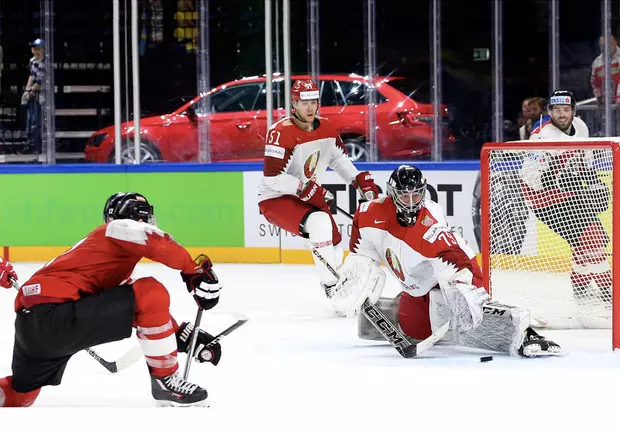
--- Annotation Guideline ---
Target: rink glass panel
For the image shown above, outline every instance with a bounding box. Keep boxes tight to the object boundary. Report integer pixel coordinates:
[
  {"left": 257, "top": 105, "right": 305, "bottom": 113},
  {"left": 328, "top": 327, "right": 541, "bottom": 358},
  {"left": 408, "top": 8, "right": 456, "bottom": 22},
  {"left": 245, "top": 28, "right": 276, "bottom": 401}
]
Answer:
[{"left": 482, "top": 142, "right": 615, "bottom": 330}]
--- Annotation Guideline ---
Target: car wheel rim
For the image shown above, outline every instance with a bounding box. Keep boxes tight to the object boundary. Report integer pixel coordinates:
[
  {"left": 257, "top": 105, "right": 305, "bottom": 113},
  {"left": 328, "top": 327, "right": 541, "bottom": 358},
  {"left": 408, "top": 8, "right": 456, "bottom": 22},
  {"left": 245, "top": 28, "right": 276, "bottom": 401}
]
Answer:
[
  {"left": 120, "top": 145, "right": 157, "bottom": 164},
  {"left": 345, "top": 142, "right": 367, "bottom": 161}
]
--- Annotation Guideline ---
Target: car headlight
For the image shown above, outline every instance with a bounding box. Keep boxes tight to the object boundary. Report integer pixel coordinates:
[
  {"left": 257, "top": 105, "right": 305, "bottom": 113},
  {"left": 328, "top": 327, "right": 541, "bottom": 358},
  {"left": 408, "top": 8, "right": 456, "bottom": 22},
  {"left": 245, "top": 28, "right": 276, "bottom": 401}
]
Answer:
[{"left": 88, "top": 133, "right": 108, "bottom": 147}]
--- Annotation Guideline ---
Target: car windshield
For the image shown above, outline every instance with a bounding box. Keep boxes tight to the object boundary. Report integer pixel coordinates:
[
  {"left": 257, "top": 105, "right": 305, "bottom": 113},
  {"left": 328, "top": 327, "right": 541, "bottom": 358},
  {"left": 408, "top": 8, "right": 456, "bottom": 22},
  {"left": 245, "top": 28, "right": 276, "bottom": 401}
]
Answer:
[{"left": 388, "top": 78, "right": 431, "bottom": 104}]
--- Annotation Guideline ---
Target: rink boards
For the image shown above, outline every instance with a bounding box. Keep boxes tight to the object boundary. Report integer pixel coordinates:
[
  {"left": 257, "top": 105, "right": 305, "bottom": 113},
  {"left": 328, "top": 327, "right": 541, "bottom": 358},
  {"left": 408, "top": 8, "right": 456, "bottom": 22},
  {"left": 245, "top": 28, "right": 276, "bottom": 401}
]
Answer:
[{"left": 0, "top": 161, "right": 593, "bottom": 265}]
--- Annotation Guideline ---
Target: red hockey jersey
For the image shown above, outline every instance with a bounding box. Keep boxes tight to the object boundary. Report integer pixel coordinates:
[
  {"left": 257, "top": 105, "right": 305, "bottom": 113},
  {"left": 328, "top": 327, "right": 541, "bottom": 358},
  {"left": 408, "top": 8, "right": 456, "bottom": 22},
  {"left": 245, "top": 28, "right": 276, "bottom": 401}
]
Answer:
[{"left": 15, "top": 219, "right": 196, "bottom": 311}]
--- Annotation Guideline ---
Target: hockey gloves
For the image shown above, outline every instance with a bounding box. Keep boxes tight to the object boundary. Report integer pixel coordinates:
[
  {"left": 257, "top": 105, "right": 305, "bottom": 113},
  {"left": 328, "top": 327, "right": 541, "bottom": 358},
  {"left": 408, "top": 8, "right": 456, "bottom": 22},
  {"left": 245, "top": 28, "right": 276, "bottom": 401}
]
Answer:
[
  {"left": 181, "top": 254, "right": 221, "bottom": 310},
  {"left": 297, "top": 180, "right": 334, "bottom": 210},
  {"left": 0, "top": 257, "right": 17, "bottom": 289},
  {"left": 176, "top": 322, "right": 222, "bottom": 366},
  {"left": 353, "top": 171, "right": 380, "bottom": 201}
]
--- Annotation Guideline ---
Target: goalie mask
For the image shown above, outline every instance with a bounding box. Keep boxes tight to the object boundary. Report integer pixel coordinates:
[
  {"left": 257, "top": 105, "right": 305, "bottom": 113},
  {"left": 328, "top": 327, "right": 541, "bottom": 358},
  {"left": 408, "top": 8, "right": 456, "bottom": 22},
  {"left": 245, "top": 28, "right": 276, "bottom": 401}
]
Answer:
[
  {"left": 103, "top": 192, "right": 156, "bottom": 225},
  {"left": 386, "top": 165, "right": 427, "bottom": 226}
]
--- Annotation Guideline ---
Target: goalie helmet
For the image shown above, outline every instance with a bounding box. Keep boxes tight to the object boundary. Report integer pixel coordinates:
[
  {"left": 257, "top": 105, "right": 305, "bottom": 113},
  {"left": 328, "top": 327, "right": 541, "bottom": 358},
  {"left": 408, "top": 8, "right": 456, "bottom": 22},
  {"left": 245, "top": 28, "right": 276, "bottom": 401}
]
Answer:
[
  {"left": 103, "top": 192, "right": 155, "bottom": 224},
  {"left": 386, "top": 165, "right": 427, "bottom": 226}
]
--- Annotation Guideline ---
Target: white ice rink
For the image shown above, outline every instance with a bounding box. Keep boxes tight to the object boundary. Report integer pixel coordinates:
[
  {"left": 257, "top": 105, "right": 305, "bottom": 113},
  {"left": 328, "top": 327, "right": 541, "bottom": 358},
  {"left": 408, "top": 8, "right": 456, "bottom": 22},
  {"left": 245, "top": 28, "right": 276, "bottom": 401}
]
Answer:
[{"left": 2, "top": 262, "right": 620, "bottom": 428}]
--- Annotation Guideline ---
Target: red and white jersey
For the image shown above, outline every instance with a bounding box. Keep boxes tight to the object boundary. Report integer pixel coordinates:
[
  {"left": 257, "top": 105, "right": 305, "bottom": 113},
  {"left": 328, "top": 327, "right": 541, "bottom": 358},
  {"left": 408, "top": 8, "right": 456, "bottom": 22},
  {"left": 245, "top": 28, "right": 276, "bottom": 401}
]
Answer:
[
  {"left": 349, "top": 197, "right": 481, "bottom": 298},
  {"left": 15, "top": 219, "right": 197, "bottom": 311},
  {"left": 529, "top": 116, "right": 589, "bottom": 140},
  {"left": 258, "top": 116, "right": 359, "bottom": 202},
  {"left": 590, "top": 49, "right": 620, "bottom": 103}
]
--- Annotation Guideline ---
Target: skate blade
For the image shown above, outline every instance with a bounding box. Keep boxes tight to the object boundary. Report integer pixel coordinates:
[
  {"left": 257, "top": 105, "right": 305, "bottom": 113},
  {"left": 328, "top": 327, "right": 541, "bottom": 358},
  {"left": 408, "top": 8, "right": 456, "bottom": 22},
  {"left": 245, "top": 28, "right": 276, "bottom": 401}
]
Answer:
[
  {"left": 523, "top": 349, "right": 566, "bottom": 358},
  {"left": 155, "top": 398, "right": 210, "bottom": 408}
]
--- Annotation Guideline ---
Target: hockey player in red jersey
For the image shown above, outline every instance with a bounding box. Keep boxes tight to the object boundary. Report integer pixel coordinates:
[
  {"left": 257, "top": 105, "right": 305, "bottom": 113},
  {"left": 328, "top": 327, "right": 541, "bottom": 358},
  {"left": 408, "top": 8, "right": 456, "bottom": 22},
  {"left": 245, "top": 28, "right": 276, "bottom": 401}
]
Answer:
[
  {"left": 258, "top": 79, "right": 380, "bottom": 298},
  {"left": 332, "top": 165, "right": 563, "bottom": 357},
  {"left": 0, "top": 192, "right": 222, "bottom": 407}
]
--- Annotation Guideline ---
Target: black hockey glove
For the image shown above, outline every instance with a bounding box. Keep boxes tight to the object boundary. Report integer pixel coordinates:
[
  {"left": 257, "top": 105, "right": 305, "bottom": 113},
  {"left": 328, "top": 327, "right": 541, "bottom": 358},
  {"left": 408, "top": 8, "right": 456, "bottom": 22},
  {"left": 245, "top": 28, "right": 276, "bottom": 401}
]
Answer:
[
  {"left": 176, "top": 321, "right": 221, "bottom": 366},
  {"left": 181, "top": 254, "right": 221, "bottom": 310}
]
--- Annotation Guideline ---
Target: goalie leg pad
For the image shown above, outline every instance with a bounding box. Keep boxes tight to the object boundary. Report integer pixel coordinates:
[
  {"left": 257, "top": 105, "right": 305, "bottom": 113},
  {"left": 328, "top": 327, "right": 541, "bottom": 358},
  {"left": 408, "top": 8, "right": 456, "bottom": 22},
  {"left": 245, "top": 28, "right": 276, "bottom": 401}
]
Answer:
[
  {"left": 429, "top": 292, "right": 531, "bottom": 356},
  {"left": 458, "top": 302, "right": 531, "bottom": 356},
  {"left": 358, "top": 295, "right": 401, "bottom": 341}
]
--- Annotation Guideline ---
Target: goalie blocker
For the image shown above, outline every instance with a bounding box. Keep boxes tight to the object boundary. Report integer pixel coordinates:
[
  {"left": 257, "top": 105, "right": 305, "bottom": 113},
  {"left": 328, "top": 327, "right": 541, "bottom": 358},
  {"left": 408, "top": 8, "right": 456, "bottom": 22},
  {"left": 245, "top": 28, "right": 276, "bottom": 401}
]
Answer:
[{"left": 332, "top": 164, "right": 562, "bottom": 358}]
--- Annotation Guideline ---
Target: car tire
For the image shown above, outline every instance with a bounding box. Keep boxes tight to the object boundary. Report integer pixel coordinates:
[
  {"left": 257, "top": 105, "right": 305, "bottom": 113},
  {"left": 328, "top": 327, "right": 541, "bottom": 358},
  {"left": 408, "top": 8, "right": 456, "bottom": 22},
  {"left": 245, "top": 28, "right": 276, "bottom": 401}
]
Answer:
[
  {"left": 109, "top": 140, "right": 163, "bottom": 164},
  {"left": 343, "top": 136, "right": 368, "bottom": 162}
]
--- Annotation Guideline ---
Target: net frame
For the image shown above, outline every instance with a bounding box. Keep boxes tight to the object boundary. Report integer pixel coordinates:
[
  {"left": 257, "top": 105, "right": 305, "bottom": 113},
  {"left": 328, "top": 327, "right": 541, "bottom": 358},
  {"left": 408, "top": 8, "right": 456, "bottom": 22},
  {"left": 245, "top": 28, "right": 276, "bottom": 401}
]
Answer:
[{"left": 481, "top": 140, "right": 620, "bottom": 350}]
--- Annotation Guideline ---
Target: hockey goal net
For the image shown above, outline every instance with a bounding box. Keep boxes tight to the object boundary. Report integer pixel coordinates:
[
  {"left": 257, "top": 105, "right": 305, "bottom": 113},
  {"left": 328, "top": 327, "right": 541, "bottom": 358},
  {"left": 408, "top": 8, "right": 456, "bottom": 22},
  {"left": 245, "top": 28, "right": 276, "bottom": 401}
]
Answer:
[{"left": 481, "top": 140, "right": 619, "bottom": 349}]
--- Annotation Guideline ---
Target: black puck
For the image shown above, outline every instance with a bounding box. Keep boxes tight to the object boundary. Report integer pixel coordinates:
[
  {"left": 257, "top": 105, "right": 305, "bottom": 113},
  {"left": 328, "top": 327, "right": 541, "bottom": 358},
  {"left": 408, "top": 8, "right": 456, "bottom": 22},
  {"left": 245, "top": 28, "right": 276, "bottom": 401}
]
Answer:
[{"left": 480, "top": 356, "right": 493, "bottom": 363}]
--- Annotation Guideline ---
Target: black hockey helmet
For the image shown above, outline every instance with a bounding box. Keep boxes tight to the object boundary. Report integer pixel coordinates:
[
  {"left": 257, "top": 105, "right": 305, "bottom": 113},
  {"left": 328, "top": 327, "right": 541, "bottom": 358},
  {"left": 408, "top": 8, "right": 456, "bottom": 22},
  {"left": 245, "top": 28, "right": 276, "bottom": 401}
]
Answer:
[
  {"left": 386, "top": 165, "right": 427, "bottom": 226},
  {"left": 103, "top": 192, "right": 155, "bottom": 224},
  {"left": 548, "top": 90, "right": 576, "bottom": 109}
]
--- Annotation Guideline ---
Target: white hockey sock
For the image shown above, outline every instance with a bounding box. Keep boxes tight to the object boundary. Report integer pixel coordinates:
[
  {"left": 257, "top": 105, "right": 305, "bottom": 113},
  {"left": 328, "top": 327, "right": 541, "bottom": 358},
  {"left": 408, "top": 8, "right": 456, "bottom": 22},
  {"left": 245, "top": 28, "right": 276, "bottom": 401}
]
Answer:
[{"left": 304, "top": 211, "right": 339, "bottom": 286}]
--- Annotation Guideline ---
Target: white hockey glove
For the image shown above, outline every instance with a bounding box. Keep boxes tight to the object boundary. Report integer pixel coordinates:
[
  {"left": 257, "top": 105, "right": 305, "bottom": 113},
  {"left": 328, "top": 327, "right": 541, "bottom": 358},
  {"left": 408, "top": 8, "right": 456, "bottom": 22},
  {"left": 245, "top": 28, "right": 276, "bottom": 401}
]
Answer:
[
  {"left": 437, "top": 268, "right": 489, "bottom": 333},
  {"left": 330, "top": 254, "right": 386, "bottom": 317}
]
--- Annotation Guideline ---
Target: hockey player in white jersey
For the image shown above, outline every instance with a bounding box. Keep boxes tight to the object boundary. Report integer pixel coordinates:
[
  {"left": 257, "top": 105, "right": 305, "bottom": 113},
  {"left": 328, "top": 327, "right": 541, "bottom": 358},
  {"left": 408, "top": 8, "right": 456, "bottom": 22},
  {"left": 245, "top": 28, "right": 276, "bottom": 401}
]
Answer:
[
  {"left": 522, "top": 90, "right": 611, "bottom": 301},
  {"left": 530, "top": 90, "right": 589, "bottom": 140},
  {"left": 331, "top": 165, "right": 563, "bottom": 357},
  {"left": 258, "top": 79, "right": 380, "bottom": 298}
]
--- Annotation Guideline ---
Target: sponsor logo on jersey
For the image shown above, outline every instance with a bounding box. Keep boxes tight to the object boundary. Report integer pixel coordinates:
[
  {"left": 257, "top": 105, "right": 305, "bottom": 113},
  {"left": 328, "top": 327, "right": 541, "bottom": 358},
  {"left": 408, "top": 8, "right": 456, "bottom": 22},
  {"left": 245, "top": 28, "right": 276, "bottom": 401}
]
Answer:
[
  {"left": 421, "top": 215, "right": 434, "bottom": 227},
  {"left": 265, "top": 144, "right": 286, "bottom": 159},
  {"left": 423, "top": 223, "right": 451, "bottom": 243},
  {"left": 385, "top": 248, "right": 405, "bottom": 282},
  {"left": 303, "top": 151, "right": 320, "bottom": 178},
  {"left": 23, "top": 283, "right": 41, "bottom": 296}
]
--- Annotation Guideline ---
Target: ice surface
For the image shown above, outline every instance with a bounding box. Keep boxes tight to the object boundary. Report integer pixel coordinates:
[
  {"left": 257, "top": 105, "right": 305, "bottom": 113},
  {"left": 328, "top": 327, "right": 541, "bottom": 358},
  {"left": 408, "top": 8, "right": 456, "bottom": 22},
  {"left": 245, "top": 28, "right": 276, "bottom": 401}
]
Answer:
[{"left": 1, "top": 262, "right": 619, "bottom": 428}]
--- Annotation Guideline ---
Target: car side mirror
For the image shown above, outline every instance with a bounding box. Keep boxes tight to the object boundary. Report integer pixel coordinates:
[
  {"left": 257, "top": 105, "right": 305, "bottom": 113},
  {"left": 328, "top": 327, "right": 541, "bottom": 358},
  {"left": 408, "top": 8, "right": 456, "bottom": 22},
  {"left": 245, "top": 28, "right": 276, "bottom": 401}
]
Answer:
[{"left": 187, "top": 104, "right": 197, "bottom": 121}]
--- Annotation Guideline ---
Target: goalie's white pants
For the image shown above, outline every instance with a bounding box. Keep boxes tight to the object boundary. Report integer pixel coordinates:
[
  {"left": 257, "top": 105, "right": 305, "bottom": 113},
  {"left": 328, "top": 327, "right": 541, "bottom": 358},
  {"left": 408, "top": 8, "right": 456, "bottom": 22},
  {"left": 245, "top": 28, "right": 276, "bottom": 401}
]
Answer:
[{"left": 359, "top": 290, "right": 530, "bottom": 356}]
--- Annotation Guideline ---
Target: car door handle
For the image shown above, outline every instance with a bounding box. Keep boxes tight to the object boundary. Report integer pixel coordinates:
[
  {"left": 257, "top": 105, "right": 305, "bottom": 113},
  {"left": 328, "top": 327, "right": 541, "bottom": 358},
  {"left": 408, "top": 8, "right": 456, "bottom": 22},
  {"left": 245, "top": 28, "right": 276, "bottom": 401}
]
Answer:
[{"left": 236, "top": 122, "right": 251, "bottom": 129}]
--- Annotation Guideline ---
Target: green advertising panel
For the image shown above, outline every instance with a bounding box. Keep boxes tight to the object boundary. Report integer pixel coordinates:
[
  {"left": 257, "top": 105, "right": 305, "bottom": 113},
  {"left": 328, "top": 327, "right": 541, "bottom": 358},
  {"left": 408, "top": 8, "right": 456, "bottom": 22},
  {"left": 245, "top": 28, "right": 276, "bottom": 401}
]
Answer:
[{"left": 1, "top": 172, "right": 244, "bottom": 247}]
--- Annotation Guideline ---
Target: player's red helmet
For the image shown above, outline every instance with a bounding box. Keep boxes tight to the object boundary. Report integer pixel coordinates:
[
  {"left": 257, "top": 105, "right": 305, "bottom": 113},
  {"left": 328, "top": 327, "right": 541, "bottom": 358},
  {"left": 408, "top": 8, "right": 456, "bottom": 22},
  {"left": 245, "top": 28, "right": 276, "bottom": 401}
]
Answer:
[{"left": 291, "top": 79, "right": 320, "bottom": 103}]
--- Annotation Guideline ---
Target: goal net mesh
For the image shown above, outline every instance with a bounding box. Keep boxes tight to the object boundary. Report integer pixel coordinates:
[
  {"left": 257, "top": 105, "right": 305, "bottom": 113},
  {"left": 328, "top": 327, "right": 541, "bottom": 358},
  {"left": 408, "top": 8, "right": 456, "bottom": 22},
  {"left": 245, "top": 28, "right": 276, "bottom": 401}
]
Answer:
[{"left": 485, "top": 147, "right": 613, "bottom": 329}]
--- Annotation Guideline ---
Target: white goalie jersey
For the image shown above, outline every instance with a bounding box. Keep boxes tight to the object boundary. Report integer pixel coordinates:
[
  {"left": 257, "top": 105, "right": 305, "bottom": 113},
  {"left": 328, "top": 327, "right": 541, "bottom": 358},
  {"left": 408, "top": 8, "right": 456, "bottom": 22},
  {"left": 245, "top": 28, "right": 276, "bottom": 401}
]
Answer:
[{"left": 348, "top": 196, "right": 483, "bottom": 296}]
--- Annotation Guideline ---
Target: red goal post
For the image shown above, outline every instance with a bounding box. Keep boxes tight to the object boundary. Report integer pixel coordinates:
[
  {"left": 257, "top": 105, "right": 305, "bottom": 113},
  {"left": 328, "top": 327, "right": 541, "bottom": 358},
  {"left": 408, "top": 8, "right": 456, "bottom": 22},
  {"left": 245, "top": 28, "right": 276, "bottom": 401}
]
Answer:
[{"left": 481, "top": 140, "right": 620, "bottom": 350}]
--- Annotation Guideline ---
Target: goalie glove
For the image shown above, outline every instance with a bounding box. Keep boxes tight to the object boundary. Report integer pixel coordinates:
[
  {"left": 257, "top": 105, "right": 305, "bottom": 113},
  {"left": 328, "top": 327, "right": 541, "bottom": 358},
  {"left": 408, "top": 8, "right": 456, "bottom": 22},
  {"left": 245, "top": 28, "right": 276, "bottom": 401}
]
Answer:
[
  {"left": 437, "top": 268, "right": 489, "bottom": 333},
  {"left": 330, "top": 254, "right": 386, "bottom": 317}
]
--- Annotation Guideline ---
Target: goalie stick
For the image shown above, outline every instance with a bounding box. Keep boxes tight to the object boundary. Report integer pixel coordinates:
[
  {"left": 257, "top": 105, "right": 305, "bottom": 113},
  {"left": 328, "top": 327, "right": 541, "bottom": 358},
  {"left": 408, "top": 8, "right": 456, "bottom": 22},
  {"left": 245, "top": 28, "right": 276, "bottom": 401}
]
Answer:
[
  {"left": 304, "top": 240, "right": 448, "bottom": 358},
  {"left": 10, "top": 279, "right": 141, "bottom": 373}
]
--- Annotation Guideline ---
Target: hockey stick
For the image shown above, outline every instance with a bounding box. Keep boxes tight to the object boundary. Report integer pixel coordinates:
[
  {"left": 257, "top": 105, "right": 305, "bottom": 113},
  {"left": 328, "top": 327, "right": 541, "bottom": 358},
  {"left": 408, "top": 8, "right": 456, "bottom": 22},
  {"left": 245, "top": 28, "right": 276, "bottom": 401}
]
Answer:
[
  {"left": 304, "top": 240, "right": 447, "bottom": 358},
  {"left": 183, "top": 308, "right": 203, "bottom": 379},
  {"left": 183, "top": 311, "right": 248, "bottom": 379},
  {"left": 10, "top": 279, "right": 141, "bottom": 374}
]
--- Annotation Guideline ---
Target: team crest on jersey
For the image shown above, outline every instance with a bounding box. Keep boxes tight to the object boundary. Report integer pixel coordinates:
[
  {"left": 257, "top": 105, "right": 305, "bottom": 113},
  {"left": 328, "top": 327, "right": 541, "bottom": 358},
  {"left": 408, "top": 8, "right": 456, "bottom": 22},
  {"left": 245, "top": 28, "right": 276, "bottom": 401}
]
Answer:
[
  {"left": 303, "top": 151, "right": 320, "bottom": 178},
  {"left": 421, "top": 215, "right": 434, "bottom": 227},
  {"left": 385, "top": 248, "right": 405, "bottom": 282}
]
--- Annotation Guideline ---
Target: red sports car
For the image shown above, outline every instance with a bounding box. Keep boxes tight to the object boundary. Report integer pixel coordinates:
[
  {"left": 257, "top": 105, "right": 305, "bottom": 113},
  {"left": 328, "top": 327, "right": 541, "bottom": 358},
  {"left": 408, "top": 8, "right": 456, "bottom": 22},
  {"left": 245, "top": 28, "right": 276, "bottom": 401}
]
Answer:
[{"left": 84, "top": 73, "right": 455, "bottom": 163}]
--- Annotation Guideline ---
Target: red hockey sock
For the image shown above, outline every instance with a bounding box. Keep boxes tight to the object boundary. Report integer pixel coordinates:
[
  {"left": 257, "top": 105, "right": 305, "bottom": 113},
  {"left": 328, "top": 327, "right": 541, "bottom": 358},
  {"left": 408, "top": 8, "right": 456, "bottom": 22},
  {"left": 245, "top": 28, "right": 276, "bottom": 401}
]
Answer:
[
  {"left": 133, "top": 277, "right": 179, "bottom": 378},
  {"left": 0, "top": 376, "right": 40, "bottom": 407}
]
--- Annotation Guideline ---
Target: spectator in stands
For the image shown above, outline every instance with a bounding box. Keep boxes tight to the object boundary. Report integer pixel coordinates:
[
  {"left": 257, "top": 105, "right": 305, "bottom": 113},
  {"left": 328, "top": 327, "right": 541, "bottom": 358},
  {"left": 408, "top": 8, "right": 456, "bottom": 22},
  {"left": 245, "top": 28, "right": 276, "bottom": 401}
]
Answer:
[
  {"left": 519, "top": 97, "right": 547, "bottom": 140},
  {"left": 590, "top": 34, "right": 620, "bottom": 106},
  {"left": 21, "top": 39, "right": 45, "bottom": 154}
]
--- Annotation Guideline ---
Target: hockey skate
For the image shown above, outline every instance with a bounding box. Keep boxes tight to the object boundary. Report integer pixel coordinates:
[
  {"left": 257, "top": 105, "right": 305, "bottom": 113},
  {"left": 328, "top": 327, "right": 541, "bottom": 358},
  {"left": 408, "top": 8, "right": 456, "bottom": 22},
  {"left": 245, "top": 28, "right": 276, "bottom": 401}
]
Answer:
[
  {"left": 150, "top": 372, "right": 209, "bottom": 407},
  {"left": 518, "top": 327, "right": 563, "bottom": 357}
]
